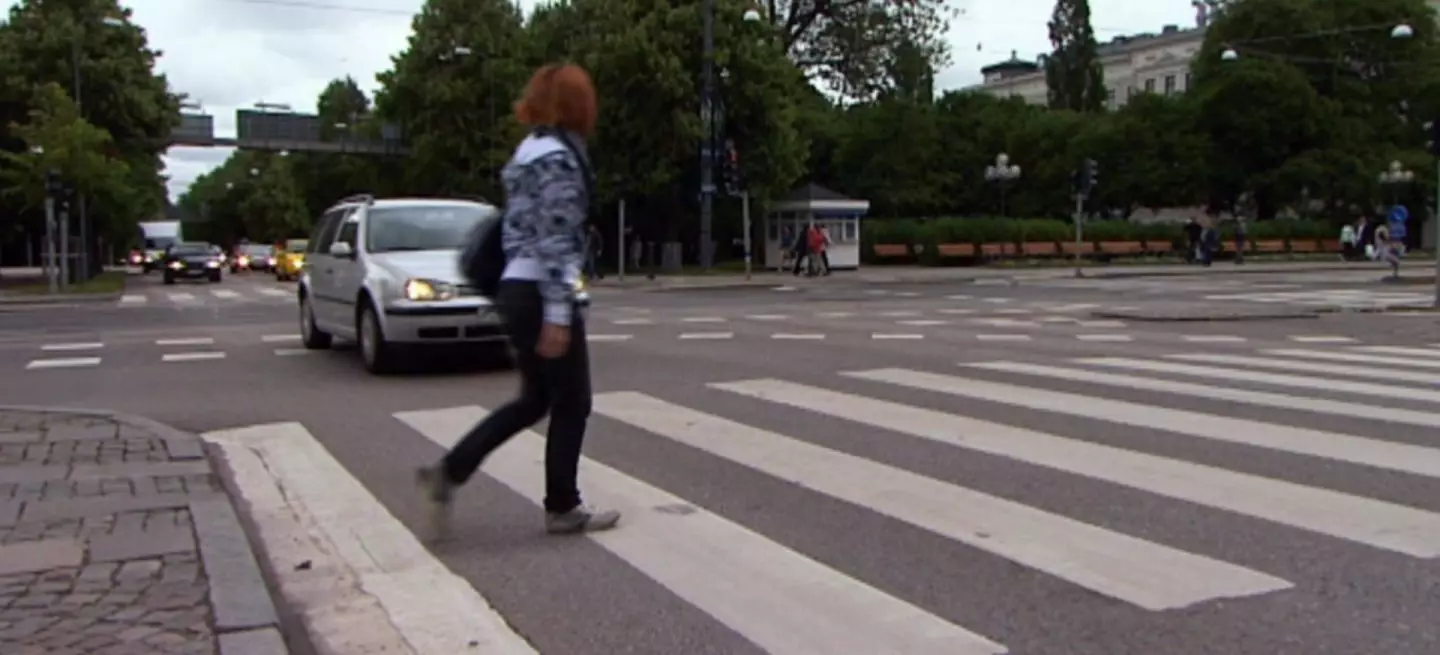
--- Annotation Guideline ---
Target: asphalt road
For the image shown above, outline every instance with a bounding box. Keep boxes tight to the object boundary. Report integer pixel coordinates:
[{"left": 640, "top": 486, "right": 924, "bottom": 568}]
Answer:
[{"left": 2, "top": 268, "right": 1439, "bottom": 654}]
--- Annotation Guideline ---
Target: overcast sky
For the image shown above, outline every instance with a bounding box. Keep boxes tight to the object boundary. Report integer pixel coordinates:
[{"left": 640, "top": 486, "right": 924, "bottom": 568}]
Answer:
[{"left": 10, "top": 0, "right": 1199, "bottom": 201}]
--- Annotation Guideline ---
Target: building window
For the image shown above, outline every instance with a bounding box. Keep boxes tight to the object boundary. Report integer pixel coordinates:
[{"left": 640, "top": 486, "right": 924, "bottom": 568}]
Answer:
[
  {"left": 1164, "top": 75, "right": 1176, "bottom": 94},
  {"left": 1127, "top": 85, "right": 1136, "bottom": 98},
  {"left": 1144, "top": 78, "right": 1155, "bottom": 92},
  {"left": 1107, "top": 88, "right": 1116, "bottom": 106}
]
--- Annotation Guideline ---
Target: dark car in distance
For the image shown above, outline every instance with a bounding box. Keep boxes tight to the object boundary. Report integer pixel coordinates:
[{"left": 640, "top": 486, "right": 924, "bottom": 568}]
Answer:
[
  {"left": 162, "top": 242, "right": 224, "bottom": 285},
  {"left": 231, "top": 243, "right": 276, "bottom": 273}
]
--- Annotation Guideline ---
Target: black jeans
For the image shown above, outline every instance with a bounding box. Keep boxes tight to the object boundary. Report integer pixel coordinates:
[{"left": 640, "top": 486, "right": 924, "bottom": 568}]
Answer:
[{"left": 441, "top": 280, "right": 592, "bottom": 514}]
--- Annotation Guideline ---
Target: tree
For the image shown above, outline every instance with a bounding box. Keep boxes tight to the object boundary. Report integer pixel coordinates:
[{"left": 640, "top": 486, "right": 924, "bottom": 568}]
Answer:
[
  {"left": 0, "top": 83, "right": 129, "bottom": 224},
  {"left": 0, "top": 0, "right": 178, "bottom": 271},
  {"left": 374, "top": 0, "right": 530, "bottom": 202},
  {"left": 290, "top": 77, "right": 382, "bottom": 217},
  {"left": 759, "top": 0, "right": 954, "bottom": 101},
  {"left": 1044, "top": 0, "right": 1106, "bottom": 113}
]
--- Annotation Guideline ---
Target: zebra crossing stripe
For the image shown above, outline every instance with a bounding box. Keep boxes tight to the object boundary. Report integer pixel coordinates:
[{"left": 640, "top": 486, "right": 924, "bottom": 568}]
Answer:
[
  {"left": 594, "top": 392, "right": 1289, "bottom": 611},
  {"left": 1262, "top": 349, "right": 1440, "bottom": 370},
  {"left": 1084, "top": 357, "right": 1440, "bottom": 405},
  {"left": 394, "top": 406, "right": 1006, "bottom": 654},
  {"left": 965, "top": 361, "right": 1440, "bottom": 430},
  {"left": 201, "top": 422, "right": 536, "bottom": 654},
  {"left": 722, "top": 375, "right": 1440, "bottom": 558},
  {"left": 1350, "top": 346, "right": 1440, "bottom": 359},
  {"left": 861, "top": 366, "right": 1440, "bottom": 479},
  {"left": 1166, "top": 354, "right": 1440, "bottom": 385}
]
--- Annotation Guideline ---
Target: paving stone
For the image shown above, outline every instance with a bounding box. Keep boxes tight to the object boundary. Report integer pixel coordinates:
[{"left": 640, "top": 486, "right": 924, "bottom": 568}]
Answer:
[
  {"left": 0, "top": 432, "right": 42, "bottom": 444},
  {"left": 217, "top": 627, "right": 285, "bottom": 655},
  {"left": 116, "top": 560, "right": 161, "bottom": 581},
  {"left": 21, "top": 491, "right": 216, "bottom": 522},
  {"left": 0, "top": 500, "right": 19, "bottom": 528},
  {"left": 69, "top": 461, "right": 211, "bottom": 482},
  {"left": 189, "top": 498, "right": 275, "bottom": 632},
  {"left": 0, "top": 538, "right": 83, "bottom": 576},
  {"left": 44, "top": 423, "right": 118, "bottom": 442},
  {"left": 0, "top": 465, "right": 69, "bottom": 485},
  {"left": 161, "top": 438, "right": 206, "bottom": 462}
]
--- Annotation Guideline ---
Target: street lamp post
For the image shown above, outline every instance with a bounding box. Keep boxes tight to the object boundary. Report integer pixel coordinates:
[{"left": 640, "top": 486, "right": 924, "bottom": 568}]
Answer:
[
  {"left": 983, "top": 153, "right": 1021, "bottom": 216},
  {"left": 698, "top": 0, "right": 718, "bottom": 270}
]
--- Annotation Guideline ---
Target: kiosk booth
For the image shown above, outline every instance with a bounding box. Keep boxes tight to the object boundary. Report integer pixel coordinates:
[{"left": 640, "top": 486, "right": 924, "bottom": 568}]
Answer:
[{"left": 762, "top": 184, "right": 869, "bottom": 271}]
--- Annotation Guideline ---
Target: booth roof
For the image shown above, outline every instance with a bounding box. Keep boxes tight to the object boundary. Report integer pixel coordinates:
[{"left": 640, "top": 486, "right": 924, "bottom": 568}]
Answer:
[{"left": 779, "top": 183, "right": 860, "bottom": 204}]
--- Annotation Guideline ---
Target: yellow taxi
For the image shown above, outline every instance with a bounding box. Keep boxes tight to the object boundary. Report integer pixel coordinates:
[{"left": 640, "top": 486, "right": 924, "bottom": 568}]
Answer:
[{"left": 274, "top": 239, "right": 309, "bottom": 281}]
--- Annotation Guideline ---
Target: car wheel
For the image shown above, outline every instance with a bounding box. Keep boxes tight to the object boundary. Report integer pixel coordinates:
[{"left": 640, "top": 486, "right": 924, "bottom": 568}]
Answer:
[
  {"left": 162, "top": 273, "right": 175, "bottom": 285},
  {"left": 299, "top": 294, "right": 332, "bottom": 350},
  {"left": 358, "top": 301, "right": 395, "bottom": 374},
  {"left": 209, "top": 272, "right": 222, "bottom": 283}
]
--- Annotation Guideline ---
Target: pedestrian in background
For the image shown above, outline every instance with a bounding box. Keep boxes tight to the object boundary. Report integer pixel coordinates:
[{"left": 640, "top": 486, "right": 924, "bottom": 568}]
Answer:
[{"left": 417, "top": 63, "right": 620, "bottom": 537}]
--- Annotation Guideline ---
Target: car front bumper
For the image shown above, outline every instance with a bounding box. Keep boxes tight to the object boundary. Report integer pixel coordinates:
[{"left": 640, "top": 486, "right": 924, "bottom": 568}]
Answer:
[{"left": 383, "top": 301, "right": 507, "bottom": 344}]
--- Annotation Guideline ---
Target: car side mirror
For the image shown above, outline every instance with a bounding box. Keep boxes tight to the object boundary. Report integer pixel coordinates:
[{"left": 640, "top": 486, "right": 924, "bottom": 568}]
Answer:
[{"left": 329, "top": 242, "right": 354, "bottom": 258}]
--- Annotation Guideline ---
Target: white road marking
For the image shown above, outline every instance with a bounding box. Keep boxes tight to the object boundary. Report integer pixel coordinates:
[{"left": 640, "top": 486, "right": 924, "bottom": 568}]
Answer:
[
  {"left": 745, "top": 314, "right": 790, "bottom": 320},
  {"left": 893, "top": 291, "right": 921, "bottom": 297},
  {"left": 1167, "top": 354, "right": 1440, "bottom": 385},
  {"left": 400, "top": 406, "right": 1007, "bottom": 654},
  {"left": 870, "top": 333, "right": 924, "bottom": 340},
  {"left": 1076, "top": 320, "right": 1126, "bottom": 328},
  {"left": 1181, "top": 335, "right": 1247, "bottom": 343},
  {"left": 118, "top": 294, "right": 146, "bottom": 305},
  {"left": 1084, "top": 357, "right": 1440, "bottom": 405},
  {"left": 167, "top": 292, "right": 196, "bottom": 302},
  {"left": 40, "top": 342, "right": 103, "bottom": 352},
  {"left": 587, "top": 334, "right": 634, "bottom": 342},
  {"left": 865, "top": 289, "right": 891, "bottom": 295},
  {"left": 1036, "top": 316, "right": 1079, "bottom": 323},
  {"left": 764, "top": 373, "right": 1440, "bottom": 558},
  {"left": 936, "top": 308, "right": 976, "bottom": 315},
  {"left": 161, "top": 352, "right": 226, "bottom": 362},
  {"left": 202, "top": 422, "right": 536, "bottom": 655},
  {"left": 612, "top": 318, "right": 654, "bottom": 325},
  {"left": 26, "top": 357, "right": 101, "bottom": 370},
  {"left": 816, "top": 311, "right": 855, "bottom": 318},
  {"left": 1350, "top": 346, "right": 1440, "bottom": 359},
  {"left": 945, "top": 294, "right": 973, "bottom": 300},
  {"left": 1261, "top": 349, "right": 1440, "bottom": 370},
  {"left": 880, "top": 310, "right": 921, "bottom": 317},
  {"left": 993, "top": 308, "right": 1031, "bottom": 314},
  {"left": 1041, "top": 303, "right": 1100, "bottom": 312},
  {"left": 975, "top": 335, "right": 1031, "bottom": 341},
  {"left": 210, "top": 289, "right": 241, "bottom": 299},
  {"left": 981, "top": 297, "right": 1011, "bottom": 303},
  {"left": 705, "top": 383, "right": 1292, "bottom": 608},
  {"left": 1076, "top": 334, "right": 1133, "bottom": 342},
  {"left": 681, "top": 316, "right": 727, "bottom": 323},
  {"left": 771, "top": 333, "right": 826, "bottom": 340},
  {"left": 970, "top": 319, "right": 1040, "bottom": 328},
  {"left": 897, "top": 320, "right": 948, "bottom": 326},
  {"left": 1288, "top": 336, "right": 1357, "bottom": 344},
  {"left": 156, "top": 337, "right": 214, "bottom": 346},
  {"left": 272, "top": 348, "right": 311, "bottom": 356},
  {"left": 771, "top": 285, "right": 798, "bottom": 292},
  {"left": 968, "top": 360, "right": 1440, "bottom": 434},
  {"left": 261, "top": 334, "right": 300, "bottom": 343},
  {"left": 257, "top": 287, "right": 291, "bottom": 297},
  {"left": 679, "top": 332, "right": 734, "bottom": 340}
]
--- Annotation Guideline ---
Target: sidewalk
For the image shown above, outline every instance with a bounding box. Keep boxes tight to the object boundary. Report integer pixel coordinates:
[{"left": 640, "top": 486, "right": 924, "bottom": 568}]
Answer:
[
  {"left": 0, "top": 408, "right": 287, "bottom": 655},
  {"left": 596, "top": 260, "right": 1419, "bottom": 291}
]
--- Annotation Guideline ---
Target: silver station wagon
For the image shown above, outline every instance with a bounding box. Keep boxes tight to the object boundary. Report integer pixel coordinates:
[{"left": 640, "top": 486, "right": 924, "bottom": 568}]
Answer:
[{"left": 296, "top": 194, "right": 589, "bottom": 374}]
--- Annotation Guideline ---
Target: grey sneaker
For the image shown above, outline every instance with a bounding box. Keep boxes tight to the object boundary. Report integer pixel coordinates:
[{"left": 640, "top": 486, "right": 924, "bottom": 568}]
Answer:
[
  {"left": 416, "top": 465, "right": 454, "bottom": 540},
  {"left": 546, "top": 504, "right": 621, "bottom": 534}
]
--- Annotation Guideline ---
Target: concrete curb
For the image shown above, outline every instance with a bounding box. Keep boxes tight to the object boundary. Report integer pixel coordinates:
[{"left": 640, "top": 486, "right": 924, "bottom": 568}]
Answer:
[{"left": 0, "top": 405, "right": 291, "bottom": 655}]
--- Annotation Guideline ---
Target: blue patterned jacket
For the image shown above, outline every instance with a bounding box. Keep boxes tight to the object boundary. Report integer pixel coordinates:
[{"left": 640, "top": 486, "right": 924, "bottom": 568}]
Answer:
[{"left": 499, "top": 133, "right": 589, "bottom": 326}]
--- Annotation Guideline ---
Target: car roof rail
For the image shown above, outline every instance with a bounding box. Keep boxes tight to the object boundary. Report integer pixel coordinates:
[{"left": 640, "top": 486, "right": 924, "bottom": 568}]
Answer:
[{"left": 337, "top": 193, "right": 375, "bottom": 205}]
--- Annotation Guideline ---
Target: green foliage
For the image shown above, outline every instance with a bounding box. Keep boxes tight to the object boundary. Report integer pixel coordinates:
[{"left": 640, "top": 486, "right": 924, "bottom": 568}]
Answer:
[
  {"left": 1045, "top": 0, "right": 1106, "bottom": 112},
  {"left": 0, "top": 83, "right": 129, "bottom": 215}
]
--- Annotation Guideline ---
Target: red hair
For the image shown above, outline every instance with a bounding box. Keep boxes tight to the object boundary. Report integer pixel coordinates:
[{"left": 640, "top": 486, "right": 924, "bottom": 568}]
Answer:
[{"left": 514, "top": 64, "right": 597, "bottom": 137}]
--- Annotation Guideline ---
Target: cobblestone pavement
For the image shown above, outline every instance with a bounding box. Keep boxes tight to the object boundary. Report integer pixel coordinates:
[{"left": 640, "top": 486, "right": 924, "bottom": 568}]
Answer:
[{"left": 0, "top": 409, "right": 288, "bottom": 655}]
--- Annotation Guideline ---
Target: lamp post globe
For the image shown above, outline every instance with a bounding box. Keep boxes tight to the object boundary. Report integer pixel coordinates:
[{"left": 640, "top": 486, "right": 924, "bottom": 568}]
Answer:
[
  {"left": 1220, "top": 48, "right": 1239, "bottom": 61},
  {"left": 743, "top": 8, "right": 761, "bottom": 22},
  {"left": 1392, "top": 23, "right": 1414, "bottom": 39}
]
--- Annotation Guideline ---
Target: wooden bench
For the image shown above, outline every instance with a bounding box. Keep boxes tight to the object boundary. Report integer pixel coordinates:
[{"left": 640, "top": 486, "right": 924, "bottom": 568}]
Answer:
[
  {"left": 1319, "top": 239, "right": 1342, "bottom": 252},
  {"left": 978, "top": 243, "right": 1016, "bottom": 257},
  {"left": 1252, "top": 240, "right": 1286, "bottom": 253},
  {"left": 1098, "top": 241, "right": 1145, "bottom": 255},
  {"left": 1020, "top": 242, "right": 1059, "bottom": 256},
  {"left": 1288, "top": 240, "right": 1319, "bottom": 253},
  {"left": 936, "top": 243, "right": 974, "bottom": 257},
  {"left": 872, "top": 244, "right": 909, "bottom": 258},
  {"left": 1060, "top": 242, "right": 1095, "bottom": 255}
]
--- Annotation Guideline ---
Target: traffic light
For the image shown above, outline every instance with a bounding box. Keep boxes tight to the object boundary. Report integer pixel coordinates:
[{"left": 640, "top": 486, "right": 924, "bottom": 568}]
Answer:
[
  {"left": 1072, "top": 159, "right": 1099, "bottom": 198},
  {"left": 1427, "top": 120, "right": 1440, "bottom": 157},
  {"left": 44, "top": 169, "right": 63, "bottom": 197},
  {"left": 721, "top": 139, "right": 743, "bottom": 196}
]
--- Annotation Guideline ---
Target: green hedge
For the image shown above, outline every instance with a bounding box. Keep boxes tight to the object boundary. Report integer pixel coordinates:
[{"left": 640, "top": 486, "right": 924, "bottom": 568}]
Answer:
[{"left": 860, "top": 217, "right": 1336, "bottom": 264}]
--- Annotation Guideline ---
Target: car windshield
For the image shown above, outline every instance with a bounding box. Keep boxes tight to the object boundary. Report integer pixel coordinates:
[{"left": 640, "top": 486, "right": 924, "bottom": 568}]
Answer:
[
  {"left": 145, "top": 237, "right": 176, "bottom": 250},
  {"left": 365, "top": 204, "right": 494, "bottom": 253},
  {"left": 171, "top": 244, "right": 211, "bottom": 257},
  {"left": 284, "top": 240, "right": 307, "bottom": 252},
  {"left": 242, "top": 245, "right": 272, "bottom": 256}
]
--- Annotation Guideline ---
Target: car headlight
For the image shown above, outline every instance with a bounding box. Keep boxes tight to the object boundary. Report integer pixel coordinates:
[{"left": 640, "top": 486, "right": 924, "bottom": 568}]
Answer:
[
  {"left": 239, "top": 256, "right": 250, "bottom": 266},
  {"left": 168, "top": 261, "right": 184, "bottom": 270},
  {"left": 574, "top": 278, "right": 587, "bottom": 293},
  {"left": 145, "top": 255, "right": 155, "bottom": 263},
  {"left": 403, "top": 278, "right": 455, "bottom": 301},
  {"left": 206, "top": 260, "right": 220, "bottom": 268},
  {"left": 268, "top": 257, "right": 277, "bottom": 266}
]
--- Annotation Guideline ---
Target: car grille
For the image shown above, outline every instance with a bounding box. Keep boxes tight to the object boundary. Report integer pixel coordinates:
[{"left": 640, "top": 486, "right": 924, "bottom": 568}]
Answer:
[{"left": 456, "top": 285, "right": 481, "bottom": 297}]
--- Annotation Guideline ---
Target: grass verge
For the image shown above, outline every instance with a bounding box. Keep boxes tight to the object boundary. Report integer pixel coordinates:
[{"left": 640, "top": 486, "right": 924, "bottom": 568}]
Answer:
[{"left": 3, "top": 270, "right": 126, "bottom": 295}]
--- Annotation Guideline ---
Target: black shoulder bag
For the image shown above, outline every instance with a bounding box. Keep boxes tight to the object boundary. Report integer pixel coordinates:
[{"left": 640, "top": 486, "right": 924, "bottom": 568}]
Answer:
[{"left": 461, "top": 128, "right": 594, "bottom": 298}]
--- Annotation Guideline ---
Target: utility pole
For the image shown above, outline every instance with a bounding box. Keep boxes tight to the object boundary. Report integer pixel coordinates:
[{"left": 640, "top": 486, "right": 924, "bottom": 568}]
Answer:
[{"left": 699, "top": 0, "right": 716, "bottom": 270}]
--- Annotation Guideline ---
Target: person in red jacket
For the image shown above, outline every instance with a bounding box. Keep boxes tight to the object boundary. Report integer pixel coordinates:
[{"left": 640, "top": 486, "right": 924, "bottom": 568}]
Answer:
[{"left": 805, "top": 224, "right": 830, "bottom": 276}]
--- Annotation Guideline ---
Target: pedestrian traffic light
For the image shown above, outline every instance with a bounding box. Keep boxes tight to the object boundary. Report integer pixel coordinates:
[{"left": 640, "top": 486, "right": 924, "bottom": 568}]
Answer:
[
  {"left": 1428, "top": 121, "right": 1440, "bottom": 157},
  {"left": 44, "top": 169, "right": 63, "bottom": 197},
  {"left": 1072, "top": 159, "right": 1099, "bottom": 198},
  {"left": 721, "top": 140, "right": 743, "bottom": 196}
]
